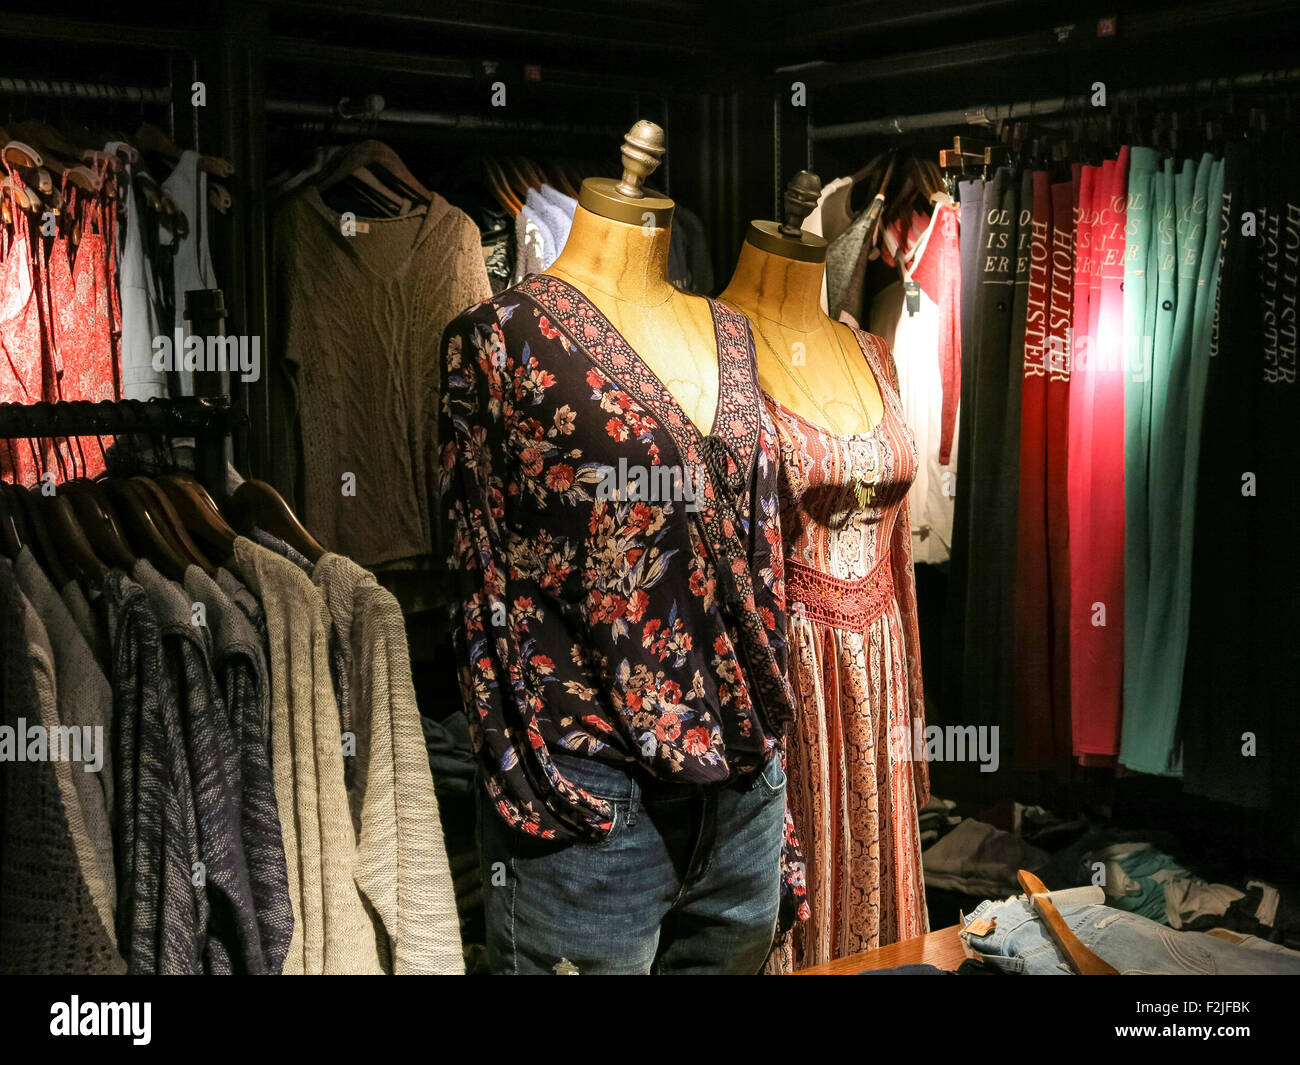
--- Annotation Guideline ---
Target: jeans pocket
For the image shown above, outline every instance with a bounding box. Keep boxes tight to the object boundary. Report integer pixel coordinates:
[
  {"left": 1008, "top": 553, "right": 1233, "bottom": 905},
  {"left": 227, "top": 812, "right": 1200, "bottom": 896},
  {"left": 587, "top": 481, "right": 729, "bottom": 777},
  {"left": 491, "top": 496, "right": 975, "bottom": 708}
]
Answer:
[
  {"left": 759, "top": 754, "right": 787, "bottom": 794},
  {"left": 591, "top": 797, "right": 632, "bottom": 849}
]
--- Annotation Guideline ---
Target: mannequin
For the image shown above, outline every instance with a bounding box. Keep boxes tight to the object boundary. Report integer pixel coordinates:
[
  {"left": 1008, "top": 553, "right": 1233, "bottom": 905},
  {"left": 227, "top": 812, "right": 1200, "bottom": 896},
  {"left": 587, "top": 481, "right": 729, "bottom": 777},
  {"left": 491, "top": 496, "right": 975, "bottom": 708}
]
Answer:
[
  {"left": 544, "top": 120, "right": 719, "bottom": 433},
  {"left": 438, "top": 121, "right": 797, "bottom": 975},
  {"left": 719, "top": 173, "right": 932, "bottom": 975},
  {"left": 720, "top": 171, "right": 883, "bottom": 437}
]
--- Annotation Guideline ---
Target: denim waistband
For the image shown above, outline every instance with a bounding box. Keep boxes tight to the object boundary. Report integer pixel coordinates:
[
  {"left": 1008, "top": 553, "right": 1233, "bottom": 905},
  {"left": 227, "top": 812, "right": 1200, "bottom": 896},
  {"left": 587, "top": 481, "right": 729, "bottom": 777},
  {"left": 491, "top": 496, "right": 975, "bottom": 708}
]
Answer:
[{"left": 550, "top": 751, "right": 769, "bottom": 804}]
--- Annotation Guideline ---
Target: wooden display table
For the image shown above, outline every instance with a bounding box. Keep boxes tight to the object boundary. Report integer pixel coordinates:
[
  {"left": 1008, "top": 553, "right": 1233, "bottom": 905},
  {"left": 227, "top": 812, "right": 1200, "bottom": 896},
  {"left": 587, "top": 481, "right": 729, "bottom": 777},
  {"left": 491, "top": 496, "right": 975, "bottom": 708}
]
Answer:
[{"left": 795, "top": 924, "right": 965, "bottom": 975}]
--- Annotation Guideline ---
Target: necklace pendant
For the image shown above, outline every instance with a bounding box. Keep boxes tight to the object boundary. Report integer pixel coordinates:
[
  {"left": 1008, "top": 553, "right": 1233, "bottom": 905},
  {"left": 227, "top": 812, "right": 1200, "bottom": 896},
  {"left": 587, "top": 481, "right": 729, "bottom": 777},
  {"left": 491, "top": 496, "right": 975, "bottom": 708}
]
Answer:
[{"left": 854, "top": 478, "right": 875, "bottom": 509}]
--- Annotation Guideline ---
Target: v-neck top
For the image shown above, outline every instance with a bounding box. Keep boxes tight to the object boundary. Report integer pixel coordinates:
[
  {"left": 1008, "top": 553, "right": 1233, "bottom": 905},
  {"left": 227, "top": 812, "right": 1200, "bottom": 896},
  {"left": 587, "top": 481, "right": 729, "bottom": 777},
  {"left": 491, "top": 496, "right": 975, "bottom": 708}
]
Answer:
[
  {"left": 273, "top": 184, "right": 491, "bottom": 570},
  {"left": 437, "top": 273, "right": 795, "bottom": 841}
]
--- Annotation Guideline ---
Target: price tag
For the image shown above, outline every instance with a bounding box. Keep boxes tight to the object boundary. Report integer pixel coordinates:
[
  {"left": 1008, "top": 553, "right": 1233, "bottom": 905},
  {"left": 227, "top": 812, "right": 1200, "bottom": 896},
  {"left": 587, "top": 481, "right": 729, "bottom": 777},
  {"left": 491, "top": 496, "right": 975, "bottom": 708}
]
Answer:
[{"left": 904, "top": 279, "right": 921, "bottom": 316}]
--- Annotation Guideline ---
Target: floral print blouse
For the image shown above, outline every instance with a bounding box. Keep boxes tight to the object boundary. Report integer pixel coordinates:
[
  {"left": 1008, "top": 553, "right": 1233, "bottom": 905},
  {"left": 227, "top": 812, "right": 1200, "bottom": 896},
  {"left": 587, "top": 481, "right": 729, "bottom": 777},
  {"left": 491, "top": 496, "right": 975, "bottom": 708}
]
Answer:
[{"left": 437, "top": 274, "right": 796, "bottom": 843}]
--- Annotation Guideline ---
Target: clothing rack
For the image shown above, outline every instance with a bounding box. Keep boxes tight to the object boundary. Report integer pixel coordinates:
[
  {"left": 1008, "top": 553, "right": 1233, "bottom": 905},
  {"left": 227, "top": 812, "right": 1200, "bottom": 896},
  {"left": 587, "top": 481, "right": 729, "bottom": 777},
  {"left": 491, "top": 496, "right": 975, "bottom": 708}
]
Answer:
[
  {"left": 809, "top": 66, "right": 1300, "bottom": 141},
  {"left": 0, "top": 398, "right": 235, "bottom": 500}
]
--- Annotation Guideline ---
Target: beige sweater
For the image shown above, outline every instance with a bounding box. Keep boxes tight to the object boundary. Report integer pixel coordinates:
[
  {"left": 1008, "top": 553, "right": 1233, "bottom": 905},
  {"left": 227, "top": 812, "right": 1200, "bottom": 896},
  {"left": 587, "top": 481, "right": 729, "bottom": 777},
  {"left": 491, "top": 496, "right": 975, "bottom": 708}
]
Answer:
[
  {"left": 314, "top": 553, "right": 464, "bottom": 974},
  {"left": 274, "top": 186, "right": 492, "bottom": 569},
  {"left": 234, "top": 537, "right": 384, "bottom": 974}
]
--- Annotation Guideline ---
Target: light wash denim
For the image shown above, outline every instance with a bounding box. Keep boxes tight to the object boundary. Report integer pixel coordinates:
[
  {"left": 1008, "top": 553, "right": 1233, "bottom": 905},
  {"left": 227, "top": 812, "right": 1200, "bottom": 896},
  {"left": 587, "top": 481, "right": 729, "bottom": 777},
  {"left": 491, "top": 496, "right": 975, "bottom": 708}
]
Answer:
[
  {"left": 962, "top": 887, "right": 1300, "bottom": 975},
  {"left": 478, "top": 753, "right": 785, "bottom": 975}
]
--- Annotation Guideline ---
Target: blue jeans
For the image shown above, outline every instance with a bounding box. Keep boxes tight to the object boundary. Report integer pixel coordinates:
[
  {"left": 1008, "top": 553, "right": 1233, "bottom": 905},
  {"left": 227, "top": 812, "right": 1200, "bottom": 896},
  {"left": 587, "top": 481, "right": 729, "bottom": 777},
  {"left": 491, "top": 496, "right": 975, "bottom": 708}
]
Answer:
[
  {"left": 963, "top": 889, "right": 1300, "bottom": 975},
  {"left": 477, "top": 753, "right": 786, "bottom": 974}
]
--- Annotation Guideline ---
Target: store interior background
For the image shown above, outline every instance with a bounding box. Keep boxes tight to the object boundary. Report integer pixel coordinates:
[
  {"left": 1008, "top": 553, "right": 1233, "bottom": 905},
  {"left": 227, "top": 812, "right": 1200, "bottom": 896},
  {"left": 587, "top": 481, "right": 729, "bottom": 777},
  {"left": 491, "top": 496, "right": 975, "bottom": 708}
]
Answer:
[{"left": 10, "top": 0, "right": 1298, "bottom": 927}]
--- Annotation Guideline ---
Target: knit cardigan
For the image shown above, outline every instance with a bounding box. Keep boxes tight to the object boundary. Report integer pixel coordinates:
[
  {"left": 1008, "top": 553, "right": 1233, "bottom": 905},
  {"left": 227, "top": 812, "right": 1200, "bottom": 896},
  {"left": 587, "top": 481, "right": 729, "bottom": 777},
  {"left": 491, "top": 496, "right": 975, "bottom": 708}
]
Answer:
[
  {"left": 14, "top": 550, "right": 118, "bottom": 941},
  {"left": 234, "top": 537, "right": 384, "bottom": 974},
  {"left": 185, "top": 566, "right": 294, "bottom": 972},
  {"left": 0, "top": 561, "right": 124, "bottom": 974},
  {"left": 103, "top": 567, "right": 203, "bottom": 974},
  {"left": 136, "top": 561, "right": 265, "bottom": 973},
  {"left": 314, "top": 553, "right": 464, "bottom": 974}
]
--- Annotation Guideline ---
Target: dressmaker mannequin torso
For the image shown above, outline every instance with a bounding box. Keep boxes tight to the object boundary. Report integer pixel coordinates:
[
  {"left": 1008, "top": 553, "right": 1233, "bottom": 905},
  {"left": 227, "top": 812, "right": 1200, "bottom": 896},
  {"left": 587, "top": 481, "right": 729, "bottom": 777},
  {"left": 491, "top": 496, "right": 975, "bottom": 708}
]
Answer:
[
  {"left": 720, "top": 173, "right": 884, "bottom": 438},
  {"left": 545, "top": 205, "right": 720, "bottom": 434},
  {"left": 540, "top": 120, "right": 721, "bottom": 434}
]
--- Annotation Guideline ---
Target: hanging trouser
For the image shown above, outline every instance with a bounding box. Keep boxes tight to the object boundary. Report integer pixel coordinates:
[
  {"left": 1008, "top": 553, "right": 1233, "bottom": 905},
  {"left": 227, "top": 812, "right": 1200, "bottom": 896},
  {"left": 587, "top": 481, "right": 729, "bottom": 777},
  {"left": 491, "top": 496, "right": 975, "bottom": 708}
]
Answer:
[
  {"left": 1067, "top": 165, "right": 1101, "bottom": 756},
  {"left": 1071, "top": 149, "right": 1129, "bottom": 759},
  {"left": 1014, "top": 170, "right": 1068, "bottom": 767},
  {"left": 958, "top": 168, "right": 1022, "bottom": 734},
  {"left": 1044, "top": 179, "right": 1076, "bottom": 766},
  {"left": 1121, "top": 147, "right": 1160, "bottom": 757},
  {"left": 1121, "top": 154, "right": 1218, "bottom": 775},
  {"left": 1180, "top": 143, "right": 1262, "bottom": 801}
]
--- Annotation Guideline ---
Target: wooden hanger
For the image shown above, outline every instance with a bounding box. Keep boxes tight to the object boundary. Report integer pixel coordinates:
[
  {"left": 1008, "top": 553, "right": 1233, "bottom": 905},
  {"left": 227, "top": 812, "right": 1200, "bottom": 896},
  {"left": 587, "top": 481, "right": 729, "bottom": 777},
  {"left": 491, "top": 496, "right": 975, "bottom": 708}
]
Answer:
[
  {"left": 134, "top": 124, "right": 233, "bottom": 177},
  {"left": 131, "top": 476, "right": 217, "bottom": 576},
  {"left": 207, "top": 182, "right": 232, "bottom": 215},
  {"left": 38, "top": 492, "right": 108, "bottom": 585},
  {"left": 510, "top": 157, "right": 543, "bottom": 191},
  {"left": 1, "top": 175, "right": 41, "bottom": 214},
  {"left": 158, "top": 473, "right": 237, "bottom": 562},
  {"left": 2, "top": 140, "right": 42, "bottom": 167},
  {"left": 133, "top": 171, "right": 163, "bottom": 212},
  {"left": 104, "top": 478, "right": 189, "bottom": 580},
  {"left": 337, "top": 167, "right": 407, "bottom": 218},
  {"left": 545, "top": 160, "right": 578, "bottom": 198},
  {"left": 224, "top": 479, "right": 325, "bottom": 564},
  {"left": 1017, "top": 869, "right": 1119, "bottom": 976},
  {"left": 62, "top": 479, "right": 137, "bottom": 569},
  {"left": 6, "top": 123, "right": 102, "bottom": 192},
  {"left": 0, "top": 483, "right": 27, "bottom": 558},
  {"left": 483, "top": 157, "right": 523, "bottom": 215},
  {"left": 315, "top": 140, "right": 432, "bottom": 205},
  {"left": 158, "top": 193, "right": 188, "bottom": 239},
  {"left": 12, "top": 484, "right": 72, "bottom": 590}
]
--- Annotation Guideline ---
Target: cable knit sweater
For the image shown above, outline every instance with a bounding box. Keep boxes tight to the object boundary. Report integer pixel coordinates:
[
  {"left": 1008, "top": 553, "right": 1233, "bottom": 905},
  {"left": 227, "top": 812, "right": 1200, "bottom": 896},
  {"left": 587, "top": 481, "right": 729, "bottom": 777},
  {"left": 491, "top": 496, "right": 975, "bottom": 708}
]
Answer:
[
  {"left": 273, "top": 186, "right": 492, "bottom": 569},
  {"left": 103, "top": 566, "right": 203, "bottom": 974},
  {"left": 233, "top": 536, "right": 384, "bottom": 974},
  {"left": 313, "top": 552, "right": 464, "bottom": 974},
  {"left": 186, "top": 566, "right": 294, "bottom": 973}
]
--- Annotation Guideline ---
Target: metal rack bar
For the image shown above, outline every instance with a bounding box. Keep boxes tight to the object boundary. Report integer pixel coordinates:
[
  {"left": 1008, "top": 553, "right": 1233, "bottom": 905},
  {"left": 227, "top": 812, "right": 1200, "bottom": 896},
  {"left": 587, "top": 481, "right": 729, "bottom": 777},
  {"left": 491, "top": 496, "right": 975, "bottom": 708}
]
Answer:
[
  {"left": 0, "top": 76, "right": 170, "bottom": 105},
  {"left": 810, "top": 67, "right": 1300, "bottom": 141},
  {"left": 0, "top": 398, "right": 236, "bottom": 499},
  {"left": 265, "top": 97, "right": 624, "bottom": 138},
  {"left": 0, "top": 398, "right": 234, "bottom": 441}
]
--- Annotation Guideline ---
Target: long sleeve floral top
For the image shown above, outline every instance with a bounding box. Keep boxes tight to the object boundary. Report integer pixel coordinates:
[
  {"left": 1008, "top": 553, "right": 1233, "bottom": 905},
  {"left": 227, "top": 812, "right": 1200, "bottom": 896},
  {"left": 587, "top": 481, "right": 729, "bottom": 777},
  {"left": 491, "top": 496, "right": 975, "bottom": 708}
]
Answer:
[{"left": 436, "top": 274, "right": 797, "bottom": 844}]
